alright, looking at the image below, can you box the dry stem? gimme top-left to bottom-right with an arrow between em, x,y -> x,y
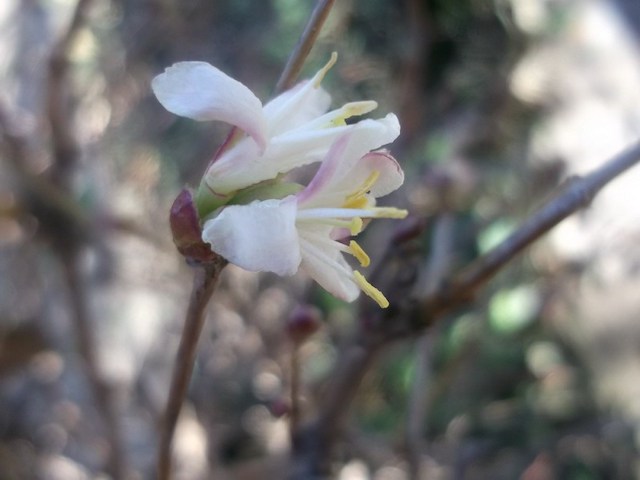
289,140 -> 640,479
157,259 -> 227,480
275,0 -> 336,93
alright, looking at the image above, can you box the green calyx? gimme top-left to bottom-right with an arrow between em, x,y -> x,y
195,178 -> 303,220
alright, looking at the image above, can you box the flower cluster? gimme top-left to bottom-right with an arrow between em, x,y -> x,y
153,54 -> 407,308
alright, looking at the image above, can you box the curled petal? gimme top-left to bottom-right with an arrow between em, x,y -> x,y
350,150 -> 404,198
152,62 -> 267,149
340,114 -> 401,164
202,199 -> 301,275
297,115 -> 402,207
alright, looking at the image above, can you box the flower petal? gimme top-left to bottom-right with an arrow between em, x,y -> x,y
262,54 -> 338,135
204,121 -> 358,195
298,226 -> 360,302
297,114 -> 402,207
152,62 -> 267,149
345,150 -> 404,198
262,80 -> 332,136
202,198 -> 301,275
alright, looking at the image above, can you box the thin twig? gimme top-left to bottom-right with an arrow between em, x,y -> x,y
290,345 -> 302,439
289,337 -> 382,480
60,248 -> 127,480
47,0 -> 93,186
406,213 -> 455,479
157,2 -> 338,477
423,140 -> 640,318
39,0 -> 130,477
157,258 -> 227,480
275,0 -> 336,93
288,140 -> 640,479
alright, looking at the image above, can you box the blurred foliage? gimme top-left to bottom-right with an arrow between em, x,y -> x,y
1,0 -> 638,479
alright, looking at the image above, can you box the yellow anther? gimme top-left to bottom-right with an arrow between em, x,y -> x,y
344,170 -> 380,208
343,196 -> 370,210
349,241 -> 370,267
349,217 -> 364,235
346,171 -> 380,202
313,52 -> 338,88
353,271 -> 389,308
329,117 -> 348,127
327,101 -> 379,128
343,100 -> 378,117
370,207 -> 409,219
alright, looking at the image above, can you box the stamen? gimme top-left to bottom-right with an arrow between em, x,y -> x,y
370,207 -> 409,219
328,102 -> 379,127
349,241 -> 370,267
350,217 -> 363,235
343,100 -> 378,116
313,52 -> 338,88
343,196 -> 370,210
297,207 -> 408,221
299,236 -> 354,278
353,271 -> 389,308
298,216 -> 363,234
345,171 -> 380,205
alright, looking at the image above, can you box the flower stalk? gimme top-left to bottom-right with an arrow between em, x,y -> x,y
157,258 -> 227,480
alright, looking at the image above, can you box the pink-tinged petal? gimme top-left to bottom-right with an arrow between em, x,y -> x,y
297,114 -> 402,207
202,198 -> 301,275
338,114 -> 401,165
348,150 -> 404,198
204,123 -> 353,194
296,134 -> 350,205
152,62 -> 267,149
298,226 -> 360,302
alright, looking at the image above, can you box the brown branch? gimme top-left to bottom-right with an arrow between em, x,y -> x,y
405,213 -> 455,479
423,140 -> 640,319
46,0 -> 93,186
59,248 -> 127,480
42,1 -> 131,477
0,110 -> 91,235
290,338 -> 382,480
158,2 -> 338,477
288,140 -> 640,479
290,345 -> 302,439
275,0 -> 336,93
157,258 -> 227,480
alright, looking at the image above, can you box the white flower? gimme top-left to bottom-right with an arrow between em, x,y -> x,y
202,128 -> 407,308
152,53 -> 400,210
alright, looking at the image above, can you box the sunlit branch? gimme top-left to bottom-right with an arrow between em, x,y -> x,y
422,140 -> 640,320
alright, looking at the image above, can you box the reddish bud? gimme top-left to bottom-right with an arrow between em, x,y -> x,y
169,188 -> 219,265
286,305 -> 322,344
268,398 -> 291,418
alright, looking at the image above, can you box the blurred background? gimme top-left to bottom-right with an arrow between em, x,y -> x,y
2,0 -> 640,478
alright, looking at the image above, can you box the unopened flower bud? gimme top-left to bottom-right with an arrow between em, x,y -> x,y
268,398 -> 291,418
286,305 -> 322,344
170,188 -> 219,264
